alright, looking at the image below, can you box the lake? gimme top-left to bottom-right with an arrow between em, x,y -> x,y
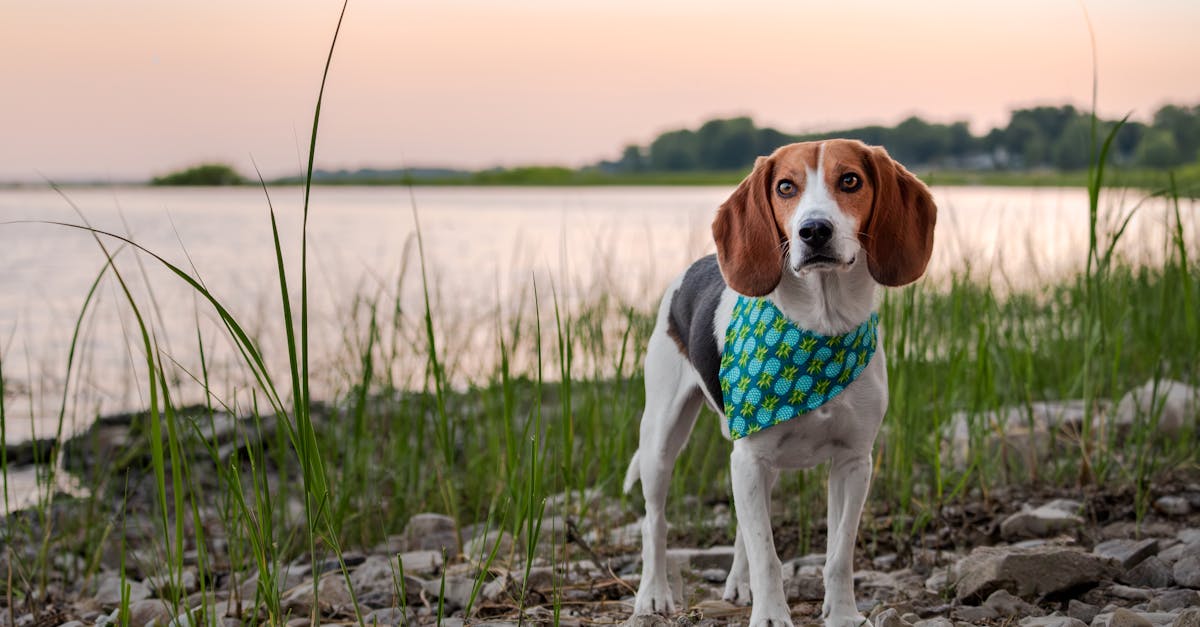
0,184 -> 1196,444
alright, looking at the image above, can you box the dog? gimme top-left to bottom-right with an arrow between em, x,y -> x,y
623,140 -> 936,627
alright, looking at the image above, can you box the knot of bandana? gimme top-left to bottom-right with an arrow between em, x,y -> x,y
719,296 -> 878,439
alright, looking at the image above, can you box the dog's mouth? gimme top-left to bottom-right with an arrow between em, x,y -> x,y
795,253 -> 855,271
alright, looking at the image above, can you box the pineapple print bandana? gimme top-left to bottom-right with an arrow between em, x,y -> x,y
719,296 -> 879,439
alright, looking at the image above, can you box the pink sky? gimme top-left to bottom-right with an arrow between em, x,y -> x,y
3,0 -> 1199,180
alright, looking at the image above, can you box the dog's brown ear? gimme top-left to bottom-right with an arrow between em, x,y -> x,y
713,156 -> 784,296
860,146 -> 937,286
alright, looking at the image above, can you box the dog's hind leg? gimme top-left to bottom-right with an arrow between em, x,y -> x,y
631,328 -> 704,616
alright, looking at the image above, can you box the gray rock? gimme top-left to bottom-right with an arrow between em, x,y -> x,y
125,599 -> 173,627
397,549 -> 444,576
362,608 -> 411,626
623,615 -> 671,627
1179,529 -> 1200,545
1020,617 -> 1088,627
913,619 -> 954,627
1173,542 -> 1200,588
1148,588 -> 1199,612
350,554 -> 424,606
665,546 -> 735,571
926,568 -> 950,593
463,530 -> 514,566
985,589 -> 1044,617
1156,496 -> 1192,517
402,513 -> 459,556
874,608 -> 910,627
1093,609 -> 1154,627
1109,585 -> 1155,601
954,606 -> 999,622
94,576 -> 152,610
1115,379 -> 1198,435
280,574 -> 354,614
1122,556 -> 1175,588
784,566 -> 824,601
422,575 -> 476,612
1160,544 -> 1188,566
1095,539 -> 1159,569
1001,501 -> 1085,539
700,568 -> 727,583
58,622 -> 85,627
953,545 -> 1115,603
1069,600 -> 1101,624
1173,608 -> 1200,627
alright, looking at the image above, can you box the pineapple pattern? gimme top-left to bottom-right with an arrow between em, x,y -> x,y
719,296 -> 879,440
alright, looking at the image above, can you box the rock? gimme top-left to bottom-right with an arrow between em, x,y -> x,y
94,576 -> 152,609
1108,584 -> 1155,601
784,565 -> 824,601
280,574 -> 353,614
1095,539 -> 1159,569
402,513 -> 459,556
1069,600 -> 1101,624
984,589 -> 1044,617
463,530 -> 514,566
1094,609 -> 1155,627
913,619 -> 953,627
362,608 -> 411,626
953,606 -> 999,622
125,599 -> 173,627
700,568 -> 727,583
59,622 -> 86,627
1148,589 -> 1198,612
665,546 -> 735,571
1179,529 -> 1200,545
874,608 -> 910,627
397,549 -> 444,576
350,554 -> 424,607
623,615 -> 671,627
1020,617 -> 1088,627
1115,379 -> 1198,434
1001,501 -> 1085,539
1122,556 -> 1175,588
1173,608 -> 1200,627
422,575 -> 476,612
1159,544 -> 1188,566
1156,497 -> 1192,517
1173,542 -> 1200,588
953,545 -> 1115,603
926,568 -> 950,593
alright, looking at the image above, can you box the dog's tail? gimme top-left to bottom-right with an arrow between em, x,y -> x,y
622,449 -> 640,493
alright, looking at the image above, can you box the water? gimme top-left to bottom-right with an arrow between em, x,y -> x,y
0,184 -> 1195,444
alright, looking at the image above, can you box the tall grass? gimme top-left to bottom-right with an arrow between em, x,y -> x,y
2,9 -> 1199,627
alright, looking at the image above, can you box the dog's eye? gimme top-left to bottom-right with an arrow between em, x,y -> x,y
838,173 -> 862,193
776,179 -> 797,198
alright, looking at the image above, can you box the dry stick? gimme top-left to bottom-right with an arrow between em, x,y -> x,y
564,519 -> 637,596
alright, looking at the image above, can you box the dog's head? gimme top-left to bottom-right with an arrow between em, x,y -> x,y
712,139 -> 937,296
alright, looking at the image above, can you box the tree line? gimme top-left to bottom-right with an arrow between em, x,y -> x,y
595,104 -> 1200,174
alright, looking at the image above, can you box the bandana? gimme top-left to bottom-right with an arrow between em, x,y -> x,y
719,296 -> 878,439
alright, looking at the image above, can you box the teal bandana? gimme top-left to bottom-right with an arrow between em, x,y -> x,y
719,296 -> 879,439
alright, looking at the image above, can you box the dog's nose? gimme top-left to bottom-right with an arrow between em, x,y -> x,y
797,219 -> 833,248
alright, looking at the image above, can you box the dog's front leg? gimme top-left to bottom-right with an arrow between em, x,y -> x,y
731,445 -> 792,627
822,451 -> 873,627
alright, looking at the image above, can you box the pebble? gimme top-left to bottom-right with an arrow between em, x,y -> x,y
1094,538 -> 1159,569
1109,584 -> 1155,601
953,545 -> 1114,602
1122,556 -> 1175,589
1172,542 -> 1200,588
1173,608 -> 1200,627
874,608 -> 910,627
1095,608 -> 1156,627
1148,589 -> 1198,612
94,576 -> 152,609
125,599 -> 173,627
1000,501 -> 1084,540
699,568 -> 727,583
1156,496 -> 1193,517
402,512 -> 459,556
1019,616 -> 1087,627
362,608 -> 411,627
984,589 -> 1043,617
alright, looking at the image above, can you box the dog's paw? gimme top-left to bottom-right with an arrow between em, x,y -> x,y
824,613 -> 871,627
633,580 -> 676,616
721,574 -> 752,606
748,604 -> 794,627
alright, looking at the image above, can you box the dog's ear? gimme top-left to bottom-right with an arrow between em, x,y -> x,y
860,146 -> 937,286
712,155 -> 784,296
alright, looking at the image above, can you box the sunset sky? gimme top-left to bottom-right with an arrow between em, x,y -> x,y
3,0 -> 1199,181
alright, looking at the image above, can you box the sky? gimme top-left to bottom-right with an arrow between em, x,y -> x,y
3,0 -> 1199,181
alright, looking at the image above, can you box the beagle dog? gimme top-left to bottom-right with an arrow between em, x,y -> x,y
623,140 -> 936,627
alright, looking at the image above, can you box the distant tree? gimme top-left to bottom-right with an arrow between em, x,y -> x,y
696,117 -> 759,170
649,129 -> 699,171
756,127 -> 794,156
1136,128 -> 1183,168
151,163 -> 244,186
1052,117 -> 1093,170
1153,104 -> 1200,162
618,144 -> 645,173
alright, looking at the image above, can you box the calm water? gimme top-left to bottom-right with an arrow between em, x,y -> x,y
0,184 -> 1196,444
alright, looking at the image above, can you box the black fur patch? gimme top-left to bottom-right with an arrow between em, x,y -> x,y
667,254 -> 727,406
